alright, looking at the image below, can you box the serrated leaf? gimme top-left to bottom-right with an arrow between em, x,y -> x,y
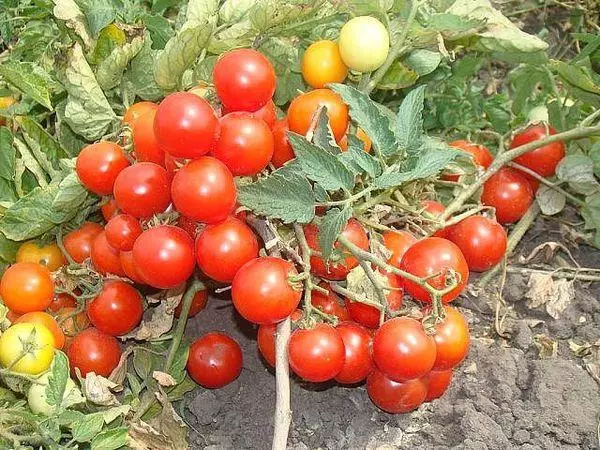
238,168 -> 316,223
0,127 -> 15,181
96,37 -> 144,90
259,38 -> 303,106
288,132 -> 354,192
536,185 -> 566,216
185,0 -> 218,24
154,21 -> 214,91
71,414 -> 105,442
125,35 -> 164,102
91,426 -> 128,450
65,44 -> 117,140
312,107 -> 339,154
318,206 -> 352,260
52,0 -> 93,48
346,136 -> 382,177
329,83 -> 398,158
45,351 -> 69,407
0,62 -> 53,110
395,85 -> 426,156
74,0 -> 117,38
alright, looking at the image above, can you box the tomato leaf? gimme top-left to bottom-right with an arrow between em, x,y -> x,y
142,14 -> 173,50
186,0 -> 219,23
551,60 -> 600,95
344,136 -> 383,178
71,413 -> 105,442
405,49 -> 442,76
90,426 -> 128,450
318,206 -> 352,261
16,117 -> 69,167
52,0 -> 93,49
168,342 -> 190,383
0,127 -> 16,181
124,34 -> 165,102
536,185 -> 566,216
96,36 -> 144,91
53,172 -> 89,212
312,107 -> 340,154
556,154 -> 600,195
395,85 -> 426,157
74,0 -> 117,38
45,351 -> 70,408
219,0 -> 255,23
0,61 -> 53,110
192,55 -> 217,84
0,232 -> 20,263
377,61 -> 419,90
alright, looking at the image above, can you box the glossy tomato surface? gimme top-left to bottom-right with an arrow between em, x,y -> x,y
16,241 -> 66,272
87,280 -> 143,336
424,369 -> 453,402
67,328 -> 121,377
105,214 -> 142,252
113,162 -> 171,218
382,230 -> 417,269
481,167 -> 534,224
335,321 -> 374,384
123,101 -> 157,127
271,119 -> 295,168
257,310 -> 303,367
174,289 -> 208,318
119,250 -> 146,284
187,332 -> 243,388
76,142 -> 130,196
63,222 -> 103,263
367,369 -> 427,414
312,284 -> 350,322
100,198 -> 119,221
0,263 -> 54,315
338,16 -> 390,73
15,312 -> 65,349
287,89 -> 348,141
429,306 -> 470,370
132,107 -> 164,165
511,124 -> 565,177
301,40 -> 348,89
90,231 -> 125,277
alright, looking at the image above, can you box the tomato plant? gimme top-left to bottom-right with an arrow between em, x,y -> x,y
119,250 -> 146,285
271,119 -> 295,168
48,293 -> 77,312
105,214 -> 143,252
382,230 -> 417,269
174,289 -> 208,318
187,332 -> 243,388
56,307 -> 90,338
75,142 -> 130,196
67,328 -> 121,377
87,280 -> 144,336
345,271 -> 402,329
424,369 -> 453,402
311,284 -> 350,322
338,16 -> 389,72
429,306 -> 470,370
257,310 -> 303,367
132,106 -> 164,165
0,263 -> 54,314
123,101 -> 158,127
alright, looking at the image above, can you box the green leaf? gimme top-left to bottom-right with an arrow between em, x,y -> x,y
427,13 -> 485,39
71,414 -> 105,442
45,351 -> 69,407
154,21 -> 214,91
99,405 -> 131,424
582,192 -> 600,231
96,37 -> 144,90
186,0 -> 219,23
53,172 -> 88,212
590,141 -> 600,177
318,206 -> 352,260
75,0 -> 117,37
238,167 -> 316,224
345,136 -> 382,177
288,133 -> 354,192
312,107 -> 340,154
192,55 -> 217,84
377,61 -> 419,90
259,38 -> 303,106
536,185 -> 566,216
90,23 -> 126,64
91,426 -> 128,450
0,61 -> 53,110
13,138 -> 49,188
329,83 -> 398,158
395,85 -> 426,156
219,0 -> 255,23
556,154 -> 600,195
133,347 -> 158,379
0,232 -> 20,263
64,44 -> 117,141
52,0 -> 93,48
0,127 -> 15,181
168,342 -> 189,383
405,49 -> 442,76
17,117 -> 68,166
143,14 -> 173,50
551,60 -> 600,95
125,35 -> 164,102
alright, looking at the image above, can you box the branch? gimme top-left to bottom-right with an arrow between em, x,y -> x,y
271,318 -> 291,450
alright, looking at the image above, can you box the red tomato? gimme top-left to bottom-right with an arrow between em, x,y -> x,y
67,328 -> 121,377
424,369 -> 453,402
445,215 -> 506,272
335,321 -> 374,384
119,250 -> 146,285
231,257 -> 302,324
271,119 -> 295,168
400,237 -> 468,303
174,289 -> 208,318
511,124 -> 565,177
16,311 -> 65,349
195,217 -> 259,283
287,89 -> 348,142
171,157 -> 237,224
305,219 -> 369,280
288,323 -> 345,382
382,230 -> 417,269
421,199 -> 445,216
87,280 -> 143,336
429,306 -> 470,370
105,214 -> 143,252
100,198 -> 119,221
213,113 -> 274,176
154,92 -> 218,159
133,226 -> 195,289
48,293 -> 77,312
256,310 -> 303,367
187,332 -> 243,388
76,142 -> 130,196
123,101 -> 158,127
0,263 -> 54,315
251,100 -> 277,128
481,167 -> 533,224
372,317 -> 435,381
367,369 -> 427,414
311,284 -> 350,322
63,222 -> 103,263
444,140 -> 493,181
178,215 -> 200,238
132,107 -> 164,165
214,49 -> 276,112
90,231 -> 125,277
113,163 -> 171,218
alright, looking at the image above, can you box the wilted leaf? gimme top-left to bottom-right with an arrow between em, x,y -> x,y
123,301 -> 175,340
536,185 -> 566,216
0,62 -> 54,110
533,334 -> 558,359
185,0 -> 219,24
377,61 -> 419,90
525,273 -> 574,319
0,127 -> 16,181
346,265 -> 387,306
153,371 -> 176,387
83,373 -> 120,406
125,35 -> 164,102
53,0 -> 93,48
96,37 -> 144,90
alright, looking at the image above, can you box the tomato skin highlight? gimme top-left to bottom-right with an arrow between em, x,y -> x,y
123,101 -> 157,127
424,369 -> 453,402
63,222 -> 103,263
444,140 -> 493,181
15,312 -> 65,349
101,198 -> 119,221
133,225 -> 195,289
16,241 -> 66,272
105,214 -> 143,252
511,124 -> 565,178
195,217 -> 259,283
132,107 -> 164,165
367,369 -> 427,414
67,328 -> 121,378
0,262 -> 54,315
429,306 -> 470,370
113,162 -> 171,219
338,16 -> 390,73
174,289 -> 208,318
481,167 -> 534,224
382,230 -> 417,269
90,231 -> 126,277
301,40 -> 348,89
0,323 -> 55,375
445,215 -> 507,272
373,317 -> 436,382
335,321 -> 374,384
171,157 -> 237,224
87,280 -> 143,336
400,237 -> 469,304
187,332 -> 243,388
287,89 -> 349,142
271,119 -> 295,168
232,257 -> 302,324
48,293 -> 77,312
214,49 -> 276,112
154,92 -> 219,159
76,142 -> 130,196
288,323 -> 345,382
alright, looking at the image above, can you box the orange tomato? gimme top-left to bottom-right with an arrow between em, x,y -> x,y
339,128 -> 372,153
123,101 -> 158,127
16,241 -> 66,272
301,40 -> 348,89
287,89 -> 348,142
16,311 -> 65,349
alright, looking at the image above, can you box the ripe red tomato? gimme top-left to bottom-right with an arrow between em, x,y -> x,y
101,198 -> 119,221
214,49 -> 276,112
287,89 -> 348,142
63,222 -> 103,263
213,113 -> 274,176
231,257 -> 302,324
257,310 -> 303,367
15,311 -> 65,349
250,100 -> 277,128
174,289 -> 208,318
113,163 -> 171,218
429,306 -> 470,370
445,215 -> 507,272
400,237 -> 469,303
312,284 -> 350,322
288,323 -> 345,382
372,317 -> 435,381
335,321 -> 374,384
67,328 -> 121,377
0,263 -> 54,315
133,226 -> 195,289
132,107 -> 164,165
305,219 -> 369,280
187,332 -> 243,388
511,124 -> 565,177
171,157 -> 237,224
87,280 -> 143,336
271,119 -> 295,168
424,369 -> 453,402
382,230 -> 417,269
154,92 -> 218,159
48,293 -> 77,312
195,217 -> 259,283
119,250 -> 146,285
123,101 -> 157,127
105,214 -> 143,252
76,142 -> 130,196
481,167 -> 533,224
367,369 -> 427,414
90,231 -> 125,277
178,215 -> 200,238
444,140 -> 493,181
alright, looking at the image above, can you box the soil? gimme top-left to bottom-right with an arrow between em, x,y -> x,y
182,213 -> 600,450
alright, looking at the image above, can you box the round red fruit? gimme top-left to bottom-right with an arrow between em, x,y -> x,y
287,89 -> 348,142
187,332 -> 243,388
105,214 -> 142,252
481,167 -> 533,224
119,250 -> 146,285
335,321 -> 374,384
429,306 -> 470,370
113,163 -> 171,218
87,280 -> 143,336
76,142 -> 129,196
90,231 -> 125,277
174,289 -> 208,318
345,271 -> 402,329
67,328 -> 121,377
311,284 -> 350,322
257,310 -> 303,367
132,107 -> 164,165
62,222 -> 103,263
271,119 -> 295,168
367,369 -> 427,414
424,369 -> 453,402
0,263 -> 54,315
382,230 -> 417,269
445,140 -> 493,181
511,124 -> 565,177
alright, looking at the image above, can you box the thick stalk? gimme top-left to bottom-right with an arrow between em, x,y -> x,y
271,318 -> 291,450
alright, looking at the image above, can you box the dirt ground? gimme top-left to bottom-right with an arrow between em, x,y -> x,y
182,213 -> 600,450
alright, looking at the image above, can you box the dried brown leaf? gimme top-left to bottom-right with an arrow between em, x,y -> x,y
525,273 -> 574,319
152,371 -> 176,387
83,373 -> 120,406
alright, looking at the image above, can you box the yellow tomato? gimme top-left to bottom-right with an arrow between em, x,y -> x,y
0,96 -> 16,126
0,323 -> 55,375
338,16 -> 390,73
301,40 -> 349,89
16,241 -> 66,271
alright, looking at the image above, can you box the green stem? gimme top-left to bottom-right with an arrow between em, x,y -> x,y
316,186 -> 374,207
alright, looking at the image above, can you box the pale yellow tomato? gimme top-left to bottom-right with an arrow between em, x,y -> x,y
0,323 -> 55,375
338,16 -> 390,73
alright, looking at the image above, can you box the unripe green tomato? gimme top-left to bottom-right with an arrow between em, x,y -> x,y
338,16 -> 390,73
27,373 -> 82,416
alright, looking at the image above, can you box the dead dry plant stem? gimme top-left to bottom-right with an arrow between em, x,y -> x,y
271,317 -> 291,450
